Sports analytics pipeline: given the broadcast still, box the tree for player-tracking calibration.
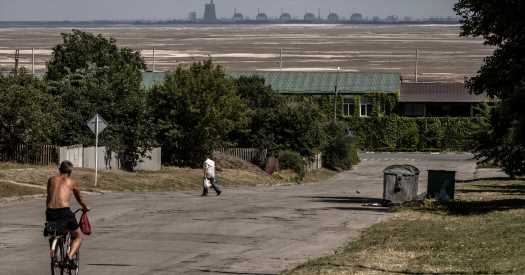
[0,70,61,154]
[47,30,152,171]
[271,97,327,157]
[149,61,249,167]
[232,75,279,149]
[455,1,525,176]
[322,121,359,170]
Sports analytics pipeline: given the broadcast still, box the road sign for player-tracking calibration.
[87,114,108,134]
[86,113,108,187]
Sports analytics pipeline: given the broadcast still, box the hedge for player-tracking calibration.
[345,116,479,152]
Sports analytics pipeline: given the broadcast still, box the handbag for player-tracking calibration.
[79,211,92,235]
[203,177,212,188]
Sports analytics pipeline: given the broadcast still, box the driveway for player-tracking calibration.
[0,153,477,275]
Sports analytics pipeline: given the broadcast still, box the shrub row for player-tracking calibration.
[346,116,479,151]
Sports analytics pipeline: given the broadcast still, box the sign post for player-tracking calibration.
[87,114,108,187]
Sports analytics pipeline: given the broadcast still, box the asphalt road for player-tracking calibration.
[0,153,477,275]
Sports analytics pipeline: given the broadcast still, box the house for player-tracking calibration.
[399,82,489,117]
[229,71,401,117]
[143,71,401,117]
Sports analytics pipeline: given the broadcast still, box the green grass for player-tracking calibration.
[285,180,525,275]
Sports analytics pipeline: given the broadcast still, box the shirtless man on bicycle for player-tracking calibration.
[46,161,89,267]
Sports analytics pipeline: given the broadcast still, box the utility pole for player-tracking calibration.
[279,48,283,70]
[415,48,419,82]
[32,48,35,75]
[334,67,341,123]
[152,48,156,72]
[14,49,20,75]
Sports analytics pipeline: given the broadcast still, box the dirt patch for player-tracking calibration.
[213,152,267,175]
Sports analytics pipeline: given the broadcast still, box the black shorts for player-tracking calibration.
[46,208,79,232]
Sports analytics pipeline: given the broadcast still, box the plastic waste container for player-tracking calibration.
[383,165,420,204]
[427,170,456,201]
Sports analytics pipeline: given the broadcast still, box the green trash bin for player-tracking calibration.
[427,170,456,201]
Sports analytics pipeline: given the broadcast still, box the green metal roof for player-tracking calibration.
[229,71,400,94]
[142,71,400,94]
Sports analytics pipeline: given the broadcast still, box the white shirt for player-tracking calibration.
[204,159,215,178]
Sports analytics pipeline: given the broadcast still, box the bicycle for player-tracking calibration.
[45,209,83,275]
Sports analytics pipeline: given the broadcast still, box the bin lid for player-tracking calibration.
[384,165,420,176]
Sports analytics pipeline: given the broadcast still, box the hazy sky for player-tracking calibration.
[0,0,458,21]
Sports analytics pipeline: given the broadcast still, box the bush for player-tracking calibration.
[279,150,306,180]
[323,122,360,170]
[346,116,479,152]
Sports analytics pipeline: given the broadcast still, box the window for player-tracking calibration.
[360,97,373,117]
[342,97,356,117]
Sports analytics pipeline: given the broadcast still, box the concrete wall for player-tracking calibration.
[60,145,161,171]
[59,145,83,168]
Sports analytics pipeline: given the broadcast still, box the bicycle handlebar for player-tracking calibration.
[73,208,90,214]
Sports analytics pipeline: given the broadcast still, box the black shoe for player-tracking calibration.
[201,193,208,197]
[216,190,222,196]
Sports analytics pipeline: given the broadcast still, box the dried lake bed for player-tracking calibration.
[0,24,491,81]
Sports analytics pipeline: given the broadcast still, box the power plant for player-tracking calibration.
[203,0,217,22]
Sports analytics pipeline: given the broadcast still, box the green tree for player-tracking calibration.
[150,61,249,167]
[455,1,525,176]
[272,97,327,157]
[323,121,359,170]
[232,75,279,149]
[47,30,152,171]
[0,70,61,153]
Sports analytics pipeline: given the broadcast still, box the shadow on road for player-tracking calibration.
[304,196,391,213]
[307,196,384,204]
[357,265,510,275]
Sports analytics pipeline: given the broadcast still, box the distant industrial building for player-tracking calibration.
[188,12,197,22]
[232,9,244,22]
[350,13,364,22]
[256,10,268,21]
[327,12,339,22]
[304,12,316,21]
[280,12,292,22]
[203,0,217,22]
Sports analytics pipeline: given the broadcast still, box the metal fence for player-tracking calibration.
[0,144,59,166]
[305,153,323,172]
[216,148,268,163]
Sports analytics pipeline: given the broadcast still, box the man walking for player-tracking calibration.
[202,158,222,196]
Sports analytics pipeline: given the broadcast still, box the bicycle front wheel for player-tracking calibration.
[50,240,65,275]
[68,251,79,275]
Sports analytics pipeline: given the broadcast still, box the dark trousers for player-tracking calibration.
[202,177,221,195]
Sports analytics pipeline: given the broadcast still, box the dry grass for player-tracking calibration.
[285,180,525,275]
[0,164,282,193]
[0,182,44,198]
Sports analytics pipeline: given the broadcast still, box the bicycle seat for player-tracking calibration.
[44,221,68,237]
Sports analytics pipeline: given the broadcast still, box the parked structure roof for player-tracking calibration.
[400,82,488,103]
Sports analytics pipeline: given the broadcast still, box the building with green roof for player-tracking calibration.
[142,70,401,117]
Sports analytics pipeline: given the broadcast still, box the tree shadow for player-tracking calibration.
[356,265,509,275]
[305,196,391,213]
[307,196,385,204]
[408,198,525,216]
[457,177,516,183]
